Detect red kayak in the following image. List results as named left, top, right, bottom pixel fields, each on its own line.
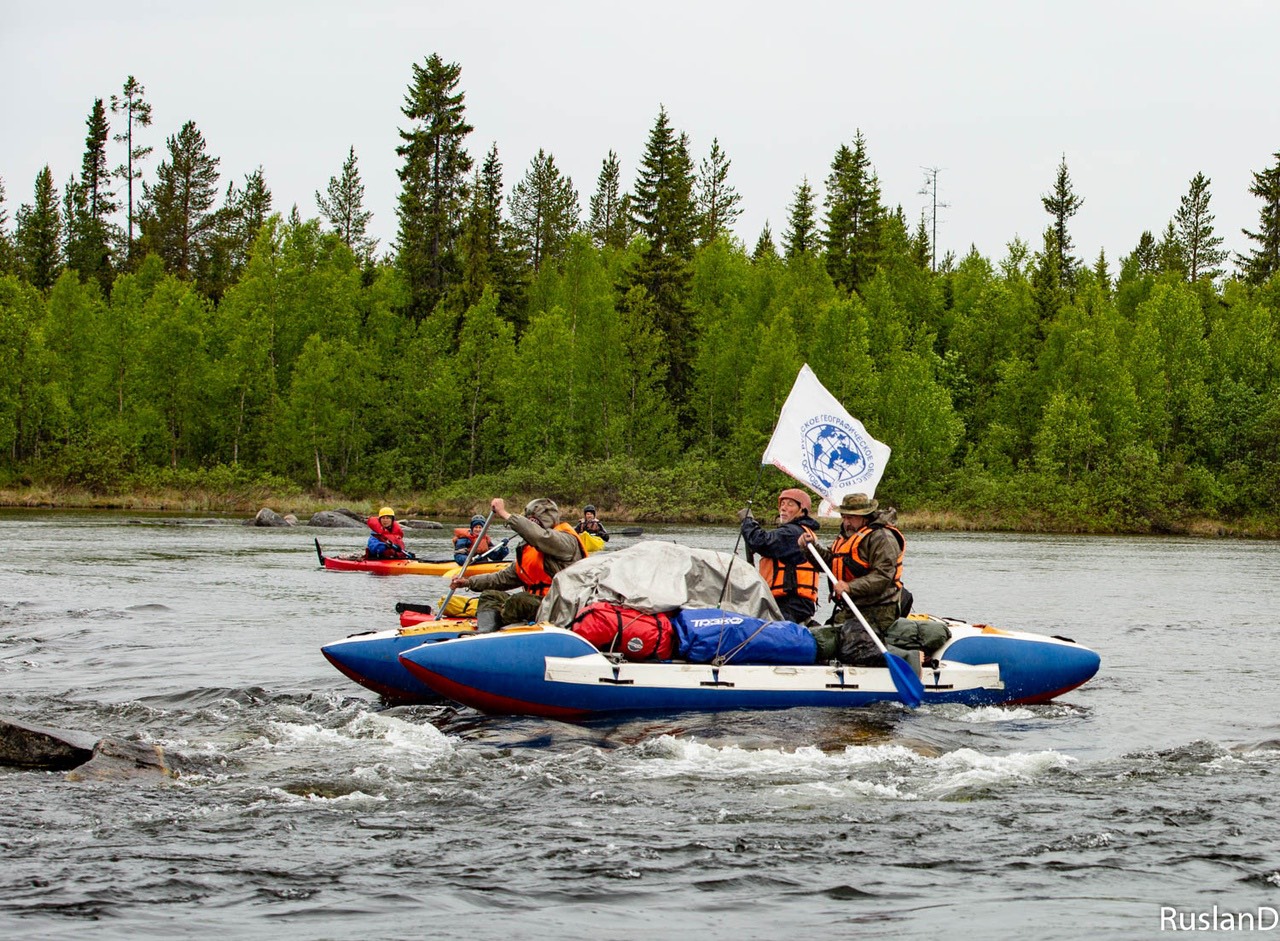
left=315, top=540, right=505, bottom=577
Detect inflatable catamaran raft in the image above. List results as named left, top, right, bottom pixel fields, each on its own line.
left=322, top=543, right=1100, bottom=715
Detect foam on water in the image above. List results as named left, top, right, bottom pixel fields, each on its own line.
left=616, top=733, right=1076, bottom=803
left=954, top=705, right=1038, bottom=723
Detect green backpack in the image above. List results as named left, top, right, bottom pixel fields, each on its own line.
left=884, top=617, right=952, bottom=654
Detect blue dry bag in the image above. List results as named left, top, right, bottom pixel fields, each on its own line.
left=674, top=608, right=817, bottom=665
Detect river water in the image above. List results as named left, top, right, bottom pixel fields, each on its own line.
left=1, top=511, right=1278, bottom=940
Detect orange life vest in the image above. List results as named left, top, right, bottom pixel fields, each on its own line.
left=757, top=554, right=820, bottom=604
left=830, top=524, right=905, bottom=589
left=513, top=523, right=589, bottom=597
left=452, top=527, right=492, bottom=555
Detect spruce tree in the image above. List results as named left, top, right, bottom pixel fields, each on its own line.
left=626, top=107, right=699, bottom=419
left=395, top=53, right=474, bottom=318
left=457, top=144, right=522, bottom=313
left=0, top=177, right=14, bottom=275
left=62, top=176, right=93, bottom=277
left=67, top=99, right=118, bottom=289
left=588, top=150, right=631, bottom=249
left=695, top=137, right=742, bottom=245
left=138, top=120, right=221, bottom=280
left=1092, top=249, right=1112, bottom=295
left=15, top=166, right=63, bottom=290
left=316, top=145, right=376, bottom=261
left=782, top=177, right=817, bottom=258
left=1132, top=230, right=1158, bottom=274
left=753, top=222, right=778, bottom=260
left=1156, top=221, right=1186, bottom=278
left=509, top=148, right=580, bottom=274
left=823, top=131, right=884, bottom=292
left=629, top=108, right=698, bottom=259
left=110, top=76, right=153, bottom=262
left=910, top=213, right=932, bottom=271
left=83, top=99, right=116, bottom=221
left=1031, top=226, right=1066, bottom=328
left=209, top=167, right=273, bottom=293
left=1040, top=155, right=1084, bottom=289
left=1239, top=151, right=1280, bottom=285
left=1175, top=172, right=1225, bottom=282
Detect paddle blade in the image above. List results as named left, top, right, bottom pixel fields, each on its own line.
left=884, top=652, right=925, bottom=708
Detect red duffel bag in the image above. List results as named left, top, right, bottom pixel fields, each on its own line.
left=569, top=602, right=677, bottom=661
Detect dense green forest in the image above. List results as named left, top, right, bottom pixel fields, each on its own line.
left=3, top=56, right=1280, bottom=531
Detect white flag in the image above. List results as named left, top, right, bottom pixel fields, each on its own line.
left=761, top=364, right=891, bottom=517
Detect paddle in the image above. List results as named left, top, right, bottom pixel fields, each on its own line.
left=314, top=538, right=326, bottom=566
left=805, top=542, right=924, bottom=708
left=617, top=527, right=643, bottom=537
left=473, top=537, right=510, bottom=563
left=433, top=508, right=496, bottom=619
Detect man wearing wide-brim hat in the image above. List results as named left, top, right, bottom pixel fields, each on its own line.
left=799, top=492, right=906, bottom=665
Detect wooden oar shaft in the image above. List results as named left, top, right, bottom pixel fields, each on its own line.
left=805, top=542, right=889, bottom=656
left=435, top=509, right=496, bottom=616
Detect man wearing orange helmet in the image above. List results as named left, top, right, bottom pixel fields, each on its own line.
left=737, top=488, right=821, bottom=624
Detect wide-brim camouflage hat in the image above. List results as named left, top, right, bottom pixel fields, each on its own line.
left=834, top=493, right=878, bottom=515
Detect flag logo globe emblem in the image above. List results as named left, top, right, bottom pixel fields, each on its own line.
left=799, top=416, right=877, bottom=492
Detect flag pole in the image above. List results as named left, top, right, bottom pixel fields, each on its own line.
left=717, top=462, right=765, bottom=606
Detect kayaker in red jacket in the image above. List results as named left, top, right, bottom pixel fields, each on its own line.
left=366, top=507, right=412, bottom=559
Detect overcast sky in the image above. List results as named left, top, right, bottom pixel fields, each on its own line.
left=4, top=0, right=1279, bottom=272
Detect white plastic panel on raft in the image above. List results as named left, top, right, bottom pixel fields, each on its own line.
left=542, top=656, right=1002, bottom=693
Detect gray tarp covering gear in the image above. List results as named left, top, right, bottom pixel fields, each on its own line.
left=538, top=542, right=783, bottom=626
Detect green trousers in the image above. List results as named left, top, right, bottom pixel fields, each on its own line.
left=833, top=602, right=901, bottom=666
left=475, top=589, right=543, bottom=627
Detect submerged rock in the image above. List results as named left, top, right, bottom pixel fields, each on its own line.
left=0, top=715, right=184, bottom=782
left=66, top=738, right=183, bottom=783
left=0, top=715, right=97, bottom=770
left=400, top=519, right=443, bottom=529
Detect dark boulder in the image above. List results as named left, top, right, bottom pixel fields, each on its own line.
left=1, top=715, right=185, bottom=781
left=309, top=510, right=364, bottom=528
left=246, top=507, right=292, bottom=527
left=0, top=715, right=97, bottom=770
